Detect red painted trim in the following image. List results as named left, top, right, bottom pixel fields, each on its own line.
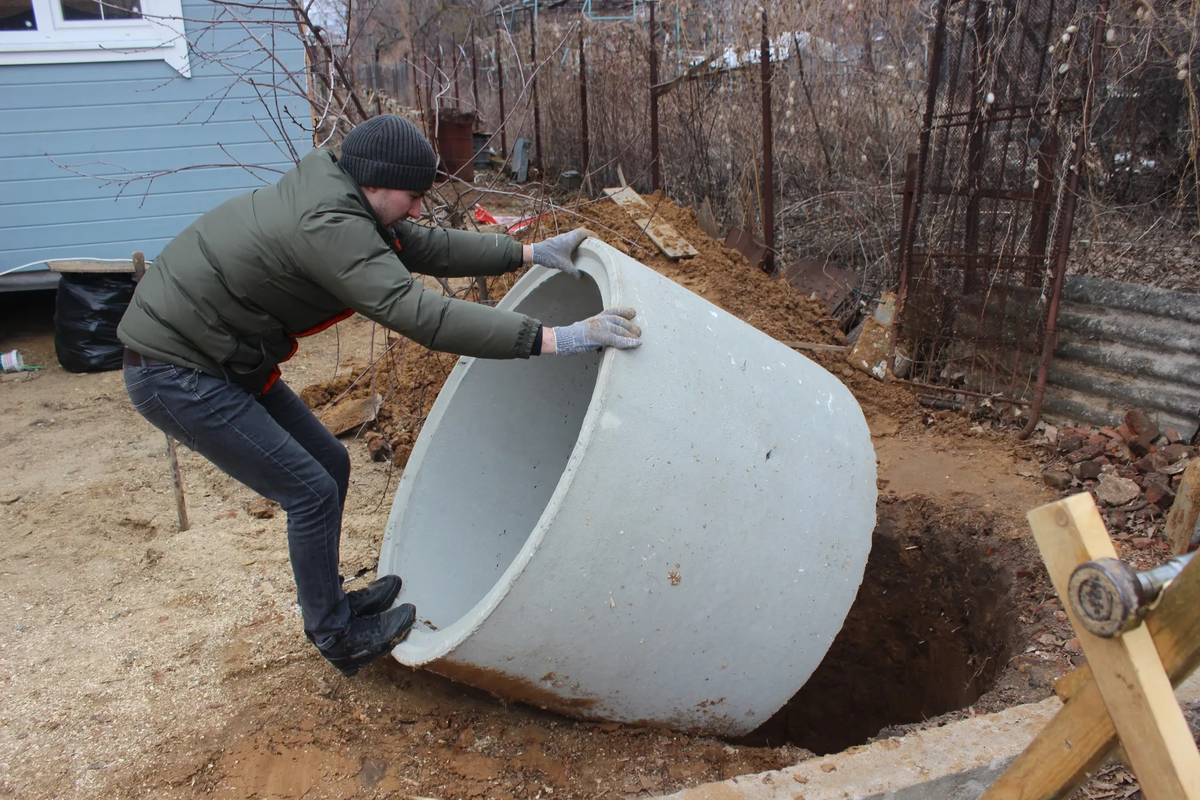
left=295, top=308, right=355, bottom=340
left=261, top=308, right=355, bottom=393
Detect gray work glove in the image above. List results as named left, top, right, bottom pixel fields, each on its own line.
left=531, top=228, right=591, bottom=278
left=552, top=308, right=642, bottom=356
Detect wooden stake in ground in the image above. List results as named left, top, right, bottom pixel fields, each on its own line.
left=981, top=492, right=1200, bottom=800
left=1166, top=458, right=1200, bottom=554
left=165, top=436, right=190, bottom=532
left=133, top=251, right=190, bottom=533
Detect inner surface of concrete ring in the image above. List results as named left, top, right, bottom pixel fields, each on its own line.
left=379, top=240, right=877, bottom=735
left=384, top=270, right=604, bottom=634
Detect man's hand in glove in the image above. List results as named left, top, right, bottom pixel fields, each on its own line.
left=525, top=228, right=592, bottom=278
left=543, top=308, right=642, bottom=356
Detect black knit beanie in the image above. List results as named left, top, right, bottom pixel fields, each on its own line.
left=339, top=115, right=438, bottom=192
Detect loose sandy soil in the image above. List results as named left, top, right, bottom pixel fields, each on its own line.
left=0, top=195, right=1105, bottom=799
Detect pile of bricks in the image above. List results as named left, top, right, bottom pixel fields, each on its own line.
left=1040, top=410, right=1195, bottom=535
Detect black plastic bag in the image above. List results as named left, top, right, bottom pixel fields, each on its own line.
left=54, top=273, right=136, bottom=373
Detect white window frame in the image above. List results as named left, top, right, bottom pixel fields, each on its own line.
left=0, top=0, right=190, bottom=77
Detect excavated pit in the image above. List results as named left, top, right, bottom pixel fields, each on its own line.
left=743, top=497, right=1022, bottom=754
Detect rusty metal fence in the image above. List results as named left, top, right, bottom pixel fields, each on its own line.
left=896, top=0, right=1108, bottom=419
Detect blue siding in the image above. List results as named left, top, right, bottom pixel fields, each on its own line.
left=0, top=0, right=312, bottom=276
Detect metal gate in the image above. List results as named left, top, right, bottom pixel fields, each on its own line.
left=896, top=0, right=1108, bottom=417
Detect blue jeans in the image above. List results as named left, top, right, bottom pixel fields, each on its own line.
left=124, top=361, right=351, bottom=648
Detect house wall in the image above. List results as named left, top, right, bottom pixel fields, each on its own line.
left=0, top=0, right=312, bottom=285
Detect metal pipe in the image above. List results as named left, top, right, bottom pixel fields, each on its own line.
left=579, top=28, right=590, bottom=181
left=471, top=34, right=480, bottom=114
left=496, top=24, right=507, bottom=158
left=649, top=0, right=661, bottom=192
left=531, top=4, right=542, bottom=172
left=791, top=31, right=833, bottom=180
left=453, top=35, right=461, bottom=106
left=760, top=8, right=774, bottom=273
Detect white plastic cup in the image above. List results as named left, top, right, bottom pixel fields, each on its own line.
left=1, top=350, right=24, bottom=373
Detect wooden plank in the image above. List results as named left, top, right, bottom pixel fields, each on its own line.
left=987, top=549, right=1200, bottom=800
left=1032, top=495, right=1200, bottom=799
left=781, top=341, right=850, bottom=353
left=318, top=395, right=382, bottom=437
left=46, top=260, right=136, bottom=273
left=602, top=187, right=699, bottom=260
left=983, top=493, right=1200, bottom=800
left=1167, top=459, right=1200, bottom=554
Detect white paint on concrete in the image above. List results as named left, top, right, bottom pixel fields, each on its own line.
left=377, top=240, right=878, bottom=735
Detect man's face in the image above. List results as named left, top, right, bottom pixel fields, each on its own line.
left=363, top=187, right=424, bottom=227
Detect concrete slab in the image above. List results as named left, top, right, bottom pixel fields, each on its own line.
left=654, top=699, right=1061, bottom=800
left=654, top=671, right=1200, bottom=800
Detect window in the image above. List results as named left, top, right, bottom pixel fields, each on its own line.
left=0, top=0, right=190, bottom=76
left=61, top=0, right=141, bottom=21
left=0, top=0, right=37, bottom=30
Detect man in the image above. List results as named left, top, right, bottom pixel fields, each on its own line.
left=118, top=114, right=641, bottom=677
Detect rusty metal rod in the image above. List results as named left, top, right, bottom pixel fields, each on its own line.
left=496, top=23, right=507, bottom=158
left=579, top=28, right=590, bottom=182
left=1019, top=0, right=1109, bottom=439
left=471, top=33, right=480, bottom=114
left=760, top=8, right=774, bottom=273
left=888, top=0, right=948, bottom=375
left=649, top=0, right=661, bottom=192
left=453, top=35, right=461, bottom=105
left=895, top=379, right=1031, bottom=407
left=792, top=31, right=833, bottom=180
left=530, top=4, right=542, bottom=171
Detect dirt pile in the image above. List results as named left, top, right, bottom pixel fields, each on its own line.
left=301, top=191, right=916, bottom=465
left=521, top=193, right=843, bottom=345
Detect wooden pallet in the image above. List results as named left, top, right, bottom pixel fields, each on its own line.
left=602, top=187, right=699, bottom=260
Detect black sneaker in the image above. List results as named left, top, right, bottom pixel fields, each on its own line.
left=345, top=574, right=402, bottom=617
left=319, top=603, right=417, bottom=677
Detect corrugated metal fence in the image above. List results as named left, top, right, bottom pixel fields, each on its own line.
left=958, top=275, right=1200, bottom=438
left=1045, top=276, right=1200, bottom=438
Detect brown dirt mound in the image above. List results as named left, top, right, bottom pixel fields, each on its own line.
left=303, top=191, right=915, bottom=463
left=521, top=193, right=842, bottom=346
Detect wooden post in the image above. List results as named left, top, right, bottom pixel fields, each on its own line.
left=1167, top=459, right=1200, bottom=554
left=982, top=493, right=1200, bottom=799
left=165, top=436, right=190, bottom=533
left=649, top=0, right=661, bottom=192
left=132, top=251, right=189, bottom=533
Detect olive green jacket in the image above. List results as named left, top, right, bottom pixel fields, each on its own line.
left=118, top=148, right=537, bottom=393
